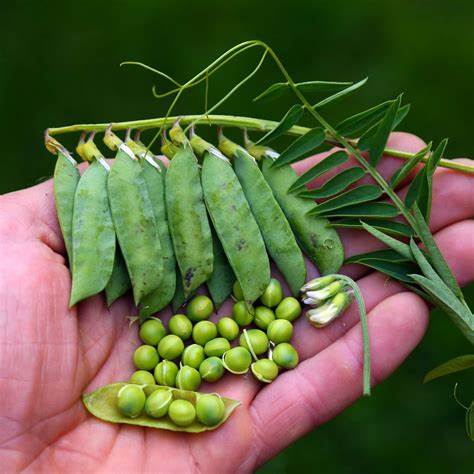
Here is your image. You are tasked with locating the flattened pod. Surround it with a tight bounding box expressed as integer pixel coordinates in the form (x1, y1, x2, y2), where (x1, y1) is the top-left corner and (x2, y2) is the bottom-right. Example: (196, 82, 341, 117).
(53, 150, 80, 263)
(166, 148, 213, 297)
(70, 160, 115, 306)
(260, 153, 344, 275)
(105, 245, 131, 306)
(139, 157, 176, 318)
(83, 382, 240, 433)
(231, 147, 306, 295)
(207, 229, 235, 309)
(201, 150, 270, 302)
(108, 146, 163, 305)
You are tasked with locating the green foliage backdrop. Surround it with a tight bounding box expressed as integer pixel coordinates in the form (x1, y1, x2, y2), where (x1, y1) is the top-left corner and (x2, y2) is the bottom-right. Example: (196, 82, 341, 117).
(1, 1, 472, 471)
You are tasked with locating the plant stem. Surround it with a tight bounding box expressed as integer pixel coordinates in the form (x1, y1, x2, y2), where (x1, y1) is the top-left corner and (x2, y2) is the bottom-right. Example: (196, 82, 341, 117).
(46, 115, 474, 175)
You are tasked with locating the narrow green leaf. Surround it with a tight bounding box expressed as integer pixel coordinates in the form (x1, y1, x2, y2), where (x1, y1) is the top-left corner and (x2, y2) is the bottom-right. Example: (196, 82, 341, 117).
(390, 143, 432, 188)
(345, 249, 411, 265)
(331, 218, 413, 237)
(358, 260, 418, 283)
(255, 105, 304, 145)
(392, 103, 411, 129)
(409, 239, 443, 283)
(253, 80, 353, 103)
(308, 185, 383, 215)
(273, 128, 326, 167)
(318, 202, 399, 219)
(313, 78, 368, 109)
(336, 100, 393, 137)
(424, 139, 448, 221)
(288, 151, 349, 192)
(404, 167, 427, 209)
(361, 222, 412, 259)
(423, 355, 474, 383)
(298, 167, 365, 199)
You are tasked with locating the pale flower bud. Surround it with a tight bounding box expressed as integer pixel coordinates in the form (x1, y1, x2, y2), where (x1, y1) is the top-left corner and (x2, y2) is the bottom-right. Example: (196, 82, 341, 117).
(300, 275, 336, 293)
(305, 291, 352, 328)
(304, 280, 346, 304)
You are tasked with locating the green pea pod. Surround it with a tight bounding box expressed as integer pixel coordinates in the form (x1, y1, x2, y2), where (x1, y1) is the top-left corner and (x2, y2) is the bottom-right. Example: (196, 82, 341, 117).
(207, 229, 235, 309)
(105, 244, 131, 306)
(53, 150, 80, 263)
(260, 153, 344, 275)
(139, 157, 176, 318)
(228, 145, 306, 296)
(70, 160, 115, 306)
(83, 382, 240, 433)
(165, 148, 213, 297)
(201, 149, 270, 302)
(171, 272, 196, 312)
(108, 146, 163, 305)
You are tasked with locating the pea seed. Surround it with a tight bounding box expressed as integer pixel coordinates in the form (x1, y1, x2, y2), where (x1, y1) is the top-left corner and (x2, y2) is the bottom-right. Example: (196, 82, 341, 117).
(251, 359, 279, 383)
(139, 318, 167, 346)
(239, 329, 269, 358)
(267, 319, 293, 344)
(196, 394, 226, 426)
(232, 280, 244, 300)
(175, 366, 201, 391)
(168, 399, 196, 427)
(129, 370, 155, 385)
(232, 301, 254, 326)
(144, 388, 173, 418)
(168, 314, 193, 340)
(217, 317, 240, 341)
(272, 343, 299, 369)
(182, 344, 205, 369)
(158, 335, 185, 360)
(222, 346, 252, 374)
(117, 384, 146, 418)
(133, 345, 160, 371)
(187, 295, 214, 322)
(275, 297, 302, 322)
(204, 337, 231, 357)
(254, 306, 276, 330)
(154, 360, 178, 387)
(192, 321, 217, 346)
(199, 357, 225, 382)
(260, 278, 284, 308)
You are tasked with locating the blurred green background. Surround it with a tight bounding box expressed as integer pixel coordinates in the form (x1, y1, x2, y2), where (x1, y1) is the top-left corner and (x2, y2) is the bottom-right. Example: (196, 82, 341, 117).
(1, 0, 473, 471)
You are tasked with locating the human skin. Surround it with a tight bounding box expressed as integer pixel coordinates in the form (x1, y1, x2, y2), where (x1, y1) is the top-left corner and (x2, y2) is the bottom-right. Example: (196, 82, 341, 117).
(0, 132, 472, 472)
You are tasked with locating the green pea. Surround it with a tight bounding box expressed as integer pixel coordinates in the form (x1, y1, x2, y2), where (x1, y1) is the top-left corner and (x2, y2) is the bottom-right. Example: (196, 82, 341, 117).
(272, 343, 299, 369)
(254, 306, 276, 330)
(187, 295, 214, 322)
(168, 314, 193, 340)
(199, 356, 225, 382)
(225, 143, 306, 296)
(129, 370, 155, 385)
(232, 301, 254, 326)
(133, 345, 160, 371)
(165, 147, 213, 297)
(251, 359, 279, 383)
(196, 394, 226, 426)
(222, 346, 252, 374)
(105, 246, 131, 307)
(232, 280, 244, 301)
(139, 318, 167, 346)
(267, 319, 293, 344)
(144, 388, 173, 418)
(154, 360, 178, 387)
(182, 344, 205, 369)
(260, 155, 344, 275)
(275, 297, 302, 322)
(70, 160, 115, 306)
(175, 366, 201, 391)
(197, 139, 270, 302)
(168, 399, 196, 427)
(204, 337, 231, 357)
(117, 384, 146, 418)
(158, 335, 184, 360)
(239, 329, 269, 357)
(217, 317, 240, 341)
(260, 278, 284, 308)
(108, 146, 163, 306)
(192, 321, 217, 346)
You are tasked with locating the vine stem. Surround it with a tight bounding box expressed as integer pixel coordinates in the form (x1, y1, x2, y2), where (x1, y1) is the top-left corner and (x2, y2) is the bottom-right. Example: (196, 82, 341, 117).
(46, 115, 473, 175)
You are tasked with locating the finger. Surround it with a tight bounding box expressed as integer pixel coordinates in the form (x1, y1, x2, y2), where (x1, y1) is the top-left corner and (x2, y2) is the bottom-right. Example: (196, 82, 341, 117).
(250, 292, 429, 466)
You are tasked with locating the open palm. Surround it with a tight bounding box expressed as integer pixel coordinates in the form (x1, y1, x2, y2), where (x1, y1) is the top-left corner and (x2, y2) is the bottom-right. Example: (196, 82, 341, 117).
(0, 133, 472, 472)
